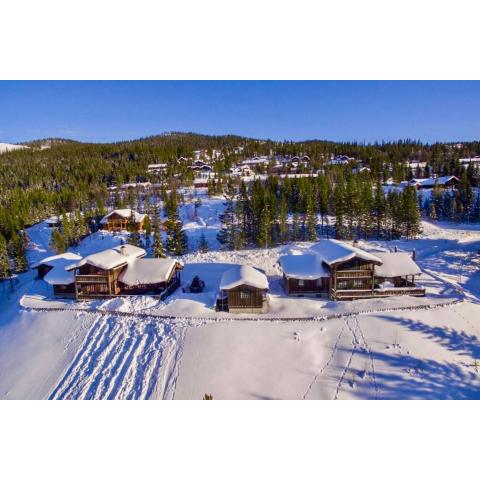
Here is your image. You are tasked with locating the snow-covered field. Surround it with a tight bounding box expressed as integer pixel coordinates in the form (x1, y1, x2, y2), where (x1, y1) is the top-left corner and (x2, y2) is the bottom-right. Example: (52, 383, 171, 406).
(1, 194, 480, 399)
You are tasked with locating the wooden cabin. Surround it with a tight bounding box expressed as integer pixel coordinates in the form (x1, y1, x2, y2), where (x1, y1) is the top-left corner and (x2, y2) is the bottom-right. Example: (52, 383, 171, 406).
(216, 265, 269, 314)
(117, 258, 183, 298)
(99, 209, 146, 232)
(279, 254, 330, 296)
(279, 240, 425, 301)
(32, 253, 83, 298)
(67, 245, 182, 300)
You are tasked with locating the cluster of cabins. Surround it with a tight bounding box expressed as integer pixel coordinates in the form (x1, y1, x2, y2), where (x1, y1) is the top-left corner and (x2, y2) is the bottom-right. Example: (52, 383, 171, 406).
(33, 230, 425, 313)
(33, 244, 183, 300)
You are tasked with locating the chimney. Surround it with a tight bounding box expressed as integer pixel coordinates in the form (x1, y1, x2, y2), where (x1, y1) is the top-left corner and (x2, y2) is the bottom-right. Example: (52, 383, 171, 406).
(120, 245, 127, 256)
(412, 249, 416, 261)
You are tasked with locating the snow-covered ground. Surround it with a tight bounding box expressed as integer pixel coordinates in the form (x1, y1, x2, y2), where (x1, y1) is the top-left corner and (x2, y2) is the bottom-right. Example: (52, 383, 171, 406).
(1, 200, 480, 399)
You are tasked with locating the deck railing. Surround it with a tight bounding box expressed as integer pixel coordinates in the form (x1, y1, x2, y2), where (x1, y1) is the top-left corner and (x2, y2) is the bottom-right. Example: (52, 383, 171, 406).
(332, 286, 426, 300)
(335, 270, 373, 279)
(75, 275, 109, 283)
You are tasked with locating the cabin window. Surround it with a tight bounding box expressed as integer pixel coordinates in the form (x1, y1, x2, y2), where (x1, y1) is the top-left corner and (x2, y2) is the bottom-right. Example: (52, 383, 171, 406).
(240, 290, 250, 300)
(298, 279, 304, 286)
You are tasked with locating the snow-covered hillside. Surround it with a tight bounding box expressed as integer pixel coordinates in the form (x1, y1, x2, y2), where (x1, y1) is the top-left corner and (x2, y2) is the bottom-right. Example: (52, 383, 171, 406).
(0, 142, 28, 153)
(1, 201, 480, 399)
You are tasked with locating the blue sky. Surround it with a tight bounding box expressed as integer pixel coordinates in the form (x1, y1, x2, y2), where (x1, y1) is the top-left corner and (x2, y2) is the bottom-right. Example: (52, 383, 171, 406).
(1, 81, 479, 144)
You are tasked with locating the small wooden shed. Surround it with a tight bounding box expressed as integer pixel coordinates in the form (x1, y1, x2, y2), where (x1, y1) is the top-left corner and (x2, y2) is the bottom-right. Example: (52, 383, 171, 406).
(217, 265, 269, 314)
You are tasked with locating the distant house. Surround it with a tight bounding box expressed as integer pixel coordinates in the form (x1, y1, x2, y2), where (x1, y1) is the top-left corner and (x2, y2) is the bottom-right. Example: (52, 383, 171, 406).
(328, 155, 355, 166)
(148, 163, 168, 173)
(99, 209, 146, 232)
(279, 239, 424, 300)
(216, 265, 269, 313)
(32, 252, 83, 298)
(401, 176, 459, 190)
(65, 245, 183, 300)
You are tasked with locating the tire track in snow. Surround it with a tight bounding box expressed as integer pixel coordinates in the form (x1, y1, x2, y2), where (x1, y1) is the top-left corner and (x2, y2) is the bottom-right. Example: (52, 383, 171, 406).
(49, 314, 185, 400)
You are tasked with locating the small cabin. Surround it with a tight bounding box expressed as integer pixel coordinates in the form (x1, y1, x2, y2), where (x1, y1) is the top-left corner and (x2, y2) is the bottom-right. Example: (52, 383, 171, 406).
(216, 265, 269, 314)
(99, 209, 146, 232)
(32, 252, 82, 298)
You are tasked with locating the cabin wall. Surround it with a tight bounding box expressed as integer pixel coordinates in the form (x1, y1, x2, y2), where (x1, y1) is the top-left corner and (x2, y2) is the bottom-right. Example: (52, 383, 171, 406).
(284, 275, 329, 295)
(36, 264, 53, 279)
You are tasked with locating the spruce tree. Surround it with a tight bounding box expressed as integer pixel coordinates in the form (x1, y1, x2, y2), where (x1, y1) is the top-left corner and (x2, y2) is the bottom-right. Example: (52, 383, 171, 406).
(258, 202, 272, 248)
(50, 227, 67, 253)
(0, 233, 10, 280)
(198, 230, 209, 253)
(278, 194, 289, 244)
(152, 222, 166, 258)
(305, 196, 317, 242)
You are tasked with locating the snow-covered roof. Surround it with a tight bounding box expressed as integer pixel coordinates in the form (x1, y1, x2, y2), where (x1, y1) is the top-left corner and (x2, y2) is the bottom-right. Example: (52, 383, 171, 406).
(99, 209, 146, 225)
(69, 245, 146, 271)
(44, 265, 75, 285)
(118, 258, 183, 286)
(31, 252, 82, 269)
(310, 239, 382, 267)
(402, 176, 459, 188)
(374, 252, 422, 278)
(279, 254, 330, 279)
(219, 265, 269, 291)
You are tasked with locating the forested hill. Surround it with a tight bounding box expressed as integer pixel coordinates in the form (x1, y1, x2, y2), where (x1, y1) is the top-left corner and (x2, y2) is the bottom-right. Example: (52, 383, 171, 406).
(1, 132, 480, 247)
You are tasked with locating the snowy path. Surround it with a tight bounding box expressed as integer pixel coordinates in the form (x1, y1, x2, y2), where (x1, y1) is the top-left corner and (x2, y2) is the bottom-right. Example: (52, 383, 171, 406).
(49, 314, 186, 400)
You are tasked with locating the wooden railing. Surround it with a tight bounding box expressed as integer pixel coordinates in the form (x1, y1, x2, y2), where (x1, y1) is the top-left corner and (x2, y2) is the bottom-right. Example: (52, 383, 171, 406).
(332, 286, 426, 300)
(336, 270, 373, 279)
(75, 275, 109, 283)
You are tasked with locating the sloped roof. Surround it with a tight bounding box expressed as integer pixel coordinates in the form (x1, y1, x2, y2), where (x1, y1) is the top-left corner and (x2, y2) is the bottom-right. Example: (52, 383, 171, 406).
(33, 253, 83, 286)
(279, 254, 330, 279)
(118, 258, 183, 287)
(31, 252, 82, 269)
(219, 265, 269, 291)
(68, 245, 146, 271)
(310, 239, 382, 267)
(374, 252, 422, 278)
(99, 209, 146, 225)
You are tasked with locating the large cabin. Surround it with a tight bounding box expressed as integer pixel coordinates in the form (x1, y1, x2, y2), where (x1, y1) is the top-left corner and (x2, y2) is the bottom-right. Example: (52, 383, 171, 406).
(279, 240, 425, 300)
(66, 245, 182, 300)
(216, 265, 269, 314)
(99, 209, 146, 232)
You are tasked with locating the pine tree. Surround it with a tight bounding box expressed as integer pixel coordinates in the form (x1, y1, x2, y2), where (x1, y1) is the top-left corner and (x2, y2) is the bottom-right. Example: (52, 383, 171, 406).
(11, 231, 28, 273)
(198, 230, 209, 253)
(401, 187, 422, 239)
(0, 233, 10, 280)
(152, 222, 166, 258)
(164, 191, 187, 255)
(278, 194, 289, 244)
(50, 227, 67, 253)
(429, 201, 438, 221)
(305, 196, 317, 242)
(258, 202, 272, 248)
(144, 215, 151, 248)
(217, 180, 236, 250)
(373, 181, 386, 239)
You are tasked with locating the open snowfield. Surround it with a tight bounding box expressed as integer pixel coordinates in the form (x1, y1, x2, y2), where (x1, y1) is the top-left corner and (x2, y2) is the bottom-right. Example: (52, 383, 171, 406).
(1, 193, 480, 399)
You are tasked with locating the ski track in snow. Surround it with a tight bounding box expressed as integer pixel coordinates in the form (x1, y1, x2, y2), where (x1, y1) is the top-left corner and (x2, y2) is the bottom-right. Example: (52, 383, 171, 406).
(49, 313, 185, 400)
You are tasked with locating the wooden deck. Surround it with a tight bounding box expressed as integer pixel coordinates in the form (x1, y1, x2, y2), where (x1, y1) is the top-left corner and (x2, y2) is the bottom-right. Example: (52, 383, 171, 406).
(332, 286, 426, 300)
